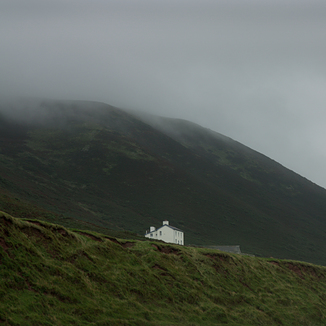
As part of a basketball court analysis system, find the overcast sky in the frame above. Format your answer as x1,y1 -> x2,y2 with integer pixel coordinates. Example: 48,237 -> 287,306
1,0 -> 326,187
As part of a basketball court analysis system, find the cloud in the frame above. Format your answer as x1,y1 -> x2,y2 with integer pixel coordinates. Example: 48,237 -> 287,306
1,0 -> 326,187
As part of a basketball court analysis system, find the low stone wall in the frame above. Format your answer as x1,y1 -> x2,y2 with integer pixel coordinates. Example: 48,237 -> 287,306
189,244 -> 255,256
204,245 -> 241,254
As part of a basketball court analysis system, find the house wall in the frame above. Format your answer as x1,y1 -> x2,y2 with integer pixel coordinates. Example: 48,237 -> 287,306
170,229 -> 183,245
145,225 -> 184,245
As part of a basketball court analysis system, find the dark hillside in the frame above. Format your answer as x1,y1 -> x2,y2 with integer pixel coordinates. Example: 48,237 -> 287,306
1,98 -> 326,264
135,113 -> 326,263
2,212 -> 326,326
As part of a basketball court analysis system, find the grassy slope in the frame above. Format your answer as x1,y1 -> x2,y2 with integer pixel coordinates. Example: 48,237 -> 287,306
2,99 -> 326,265
1,211 -> 326,326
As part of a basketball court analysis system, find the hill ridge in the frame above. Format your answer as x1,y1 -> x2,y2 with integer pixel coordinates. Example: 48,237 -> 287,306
1,98 -> 326,265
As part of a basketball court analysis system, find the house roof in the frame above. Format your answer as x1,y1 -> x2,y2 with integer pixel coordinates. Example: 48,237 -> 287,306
166,225 -> 183,232
146,224 -> 183,235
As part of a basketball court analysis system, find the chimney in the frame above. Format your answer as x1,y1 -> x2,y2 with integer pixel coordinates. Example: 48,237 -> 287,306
150,226 -> 156,232
163,220 -> 169,225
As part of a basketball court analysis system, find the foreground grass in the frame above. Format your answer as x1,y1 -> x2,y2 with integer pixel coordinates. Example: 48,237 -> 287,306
1,211 -> 326,325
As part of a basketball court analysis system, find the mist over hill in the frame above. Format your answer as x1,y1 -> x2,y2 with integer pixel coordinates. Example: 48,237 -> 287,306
1,98 -> 326,265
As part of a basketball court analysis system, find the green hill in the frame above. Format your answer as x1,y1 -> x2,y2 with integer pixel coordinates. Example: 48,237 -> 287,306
1,98 -> 326,265
2,211 -> 326,326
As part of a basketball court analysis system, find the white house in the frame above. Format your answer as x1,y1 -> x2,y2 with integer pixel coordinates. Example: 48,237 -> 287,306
145,220 -> 184,245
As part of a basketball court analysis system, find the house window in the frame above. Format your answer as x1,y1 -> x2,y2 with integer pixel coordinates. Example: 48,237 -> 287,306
159,231 -> 162,236
150,234 -> 153,237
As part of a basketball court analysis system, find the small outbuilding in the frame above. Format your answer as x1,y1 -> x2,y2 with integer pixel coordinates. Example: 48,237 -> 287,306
145,220 -> 184,245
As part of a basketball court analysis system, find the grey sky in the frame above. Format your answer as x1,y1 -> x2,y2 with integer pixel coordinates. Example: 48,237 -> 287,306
1,0 -> 326,187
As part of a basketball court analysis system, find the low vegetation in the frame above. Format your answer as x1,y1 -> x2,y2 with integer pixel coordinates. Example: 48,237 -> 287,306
2,211 -> 326,325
